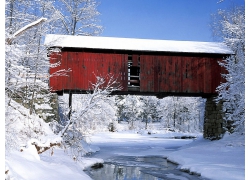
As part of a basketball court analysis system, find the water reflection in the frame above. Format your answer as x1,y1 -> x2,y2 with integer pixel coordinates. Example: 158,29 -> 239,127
88,163 -> 160,180
85,156 -> 208,180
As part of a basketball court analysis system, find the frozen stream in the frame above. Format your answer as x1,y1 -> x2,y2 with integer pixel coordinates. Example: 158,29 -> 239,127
85,132 -> 209,180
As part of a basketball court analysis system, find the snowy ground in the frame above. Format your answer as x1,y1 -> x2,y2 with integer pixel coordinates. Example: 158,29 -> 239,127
87,131 -> 245,180
167,132 -> 245,180
5,130 -> 245,180
5,136 -> 103,180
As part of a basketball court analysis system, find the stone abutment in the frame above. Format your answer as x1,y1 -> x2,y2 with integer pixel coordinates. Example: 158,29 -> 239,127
203,96 -> 225,140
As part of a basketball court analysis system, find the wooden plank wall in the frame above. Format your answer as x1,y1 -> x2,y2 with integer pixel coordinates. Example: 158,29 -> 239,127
140,54 -> 224,94
50,50 -> 225,95
49,51 -> 128,92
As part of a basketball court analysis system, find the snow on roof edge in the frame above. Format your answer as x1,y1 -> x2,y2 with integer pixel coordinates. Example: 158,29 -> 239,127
44,34 -> 233,55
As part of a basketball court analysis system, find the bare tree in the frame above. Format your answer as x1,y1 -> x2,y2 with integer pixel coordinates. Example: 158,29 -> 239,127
54,0 -> 103,35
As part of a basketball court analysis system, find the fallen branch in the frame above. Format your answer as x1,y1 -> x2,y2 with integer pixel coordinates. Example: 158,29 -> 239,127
32,142 -> 61,154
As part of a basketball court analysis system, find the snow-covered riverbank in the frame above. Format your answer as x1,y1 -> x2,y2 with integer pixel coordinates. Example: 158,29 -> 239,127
167,132 -> 245,180
88,131 -> 245,180
5,130 -> 245,180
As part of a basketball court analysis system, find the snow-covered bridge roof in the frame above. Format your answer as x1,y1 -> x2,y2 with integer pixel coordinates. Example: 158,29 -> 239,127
44,34 -> 233,55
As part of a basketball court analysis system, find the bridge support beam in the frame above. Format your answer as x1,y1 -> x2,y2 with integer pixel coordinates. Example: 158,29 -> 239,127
68,92 -> 72,120
203,96 -> 225,140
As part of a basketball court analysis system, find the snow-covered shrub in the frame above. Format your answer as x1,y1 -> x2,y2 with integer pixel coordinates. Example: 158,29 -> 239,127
56,75 -> 121,160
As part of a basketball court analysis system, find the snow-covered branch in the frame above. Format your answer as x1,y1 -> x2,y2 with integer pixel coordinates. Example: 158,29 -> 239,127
6,18 -> 47,45
50,68 -> 72,77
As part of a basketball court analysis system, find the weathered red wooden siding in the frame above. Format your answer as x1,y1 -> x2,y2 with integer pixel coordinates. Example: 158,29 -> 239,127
50,50 -> 225,95
49,52 -> 63,91
140,54 -> 224,94
49,51 -> 128,92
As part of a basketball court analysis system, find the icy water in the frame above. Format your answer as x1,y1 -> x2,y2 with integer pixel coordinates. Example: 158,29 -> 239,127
85,156 -> 208,180
85,133 -> 209,180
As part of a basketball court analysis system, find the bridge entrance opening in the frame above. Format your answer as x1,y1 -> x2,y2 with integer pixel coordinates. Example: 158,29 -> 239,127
128,54 -> 140,91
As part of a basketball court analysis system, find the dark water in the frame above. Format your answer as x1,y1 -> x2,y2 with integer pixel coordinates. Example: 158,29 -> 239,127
84,156 -> 209,180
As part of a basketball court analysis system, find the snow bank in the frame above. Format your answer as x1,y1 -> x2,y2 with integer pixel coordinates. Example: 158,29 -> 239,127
5,97 -> 103,180
167,132 -> 245,180
5,148 -> 94,180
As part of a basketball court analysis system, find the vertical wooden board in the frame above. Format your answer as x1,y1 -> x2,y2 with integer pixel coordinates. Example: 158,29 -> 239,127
132,55 -> 138,66
74,52 -> 80,90
153,56 -> 159,92
112,54 -> 118,76
102,53 -> 107,77
149,56 -> 155,92
112,54 -> 119,87
78,52 -> 84,90
187,57 -> 194,92
88,52 -> 94,88
66,52 -> 74,89
63,51 -> 69,90
174,56 -> 182,92
164,55 -> 171,92
214,57 -> 224,93
83,52 -> 89,89
57,52 -> 63,90
140,55 -> 153,92
180,56 -> 185,92
93,53 -> 99,85
77,52 -> 83,90
61,51 -> 68,90
83,52 -> 90,89
165,56 -> 171,92
60,51 -> 69,90
92,52 -> 98,87
210,58 -> 219,93
122,54 -> 128,91
73,52 -> 80,90
86,52 -> 91,88
186,57 -> 193,92
105,53 -> 110,77
49,52 -> 56,91
49,52 -> 61,92
115,54 -> 124,89
89,52 -> 96,89
139,55 -> 145,91
107,53 -> 114,88
85,52 -> 91,89
219,58 -> 227,84
190,57 -> 198,93
70,52 -> 76,90
197,57 -> 205,93
107,53 -> 113,83
97,53 -> 103,78
166,56 -> 173,92
82,52 -> 87,90
158,55 -> 166,92
204,57 -> 212,93
117,54 -> 123,83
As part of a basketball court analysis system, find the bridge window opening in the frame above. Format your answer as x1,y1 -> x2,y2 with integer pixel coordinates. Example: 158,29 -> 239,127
128,54 -> 140,91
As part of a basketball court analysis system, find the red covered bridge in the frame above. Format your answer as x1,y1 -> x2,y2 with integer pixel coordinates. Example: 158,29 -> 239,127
45,34 -> 232,98
45,34 -> 233,139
